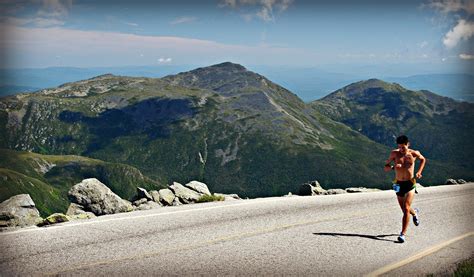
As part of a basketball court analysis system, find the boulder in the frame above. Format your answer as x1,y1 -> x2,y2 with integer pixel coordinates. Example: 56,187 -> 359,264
137,187 -> 153,201
158,188 -> 175,206
169,182 -> 202,204
135,201 -> 161,211
68,178 -> 134,216
326,189 -> 347,195
298,181 -> 327,196
445,179 -> 458,185
133,198 -> 148,207
184,181 -> 211,195
172,197 -> 183,206
0,194 -> 43,228
38,213 -> 71,226
214,193 -> 241,201
149,190 -> 162,204
66,203 -> 96,220
345,187 -> 380,193
457,179 -> 467,184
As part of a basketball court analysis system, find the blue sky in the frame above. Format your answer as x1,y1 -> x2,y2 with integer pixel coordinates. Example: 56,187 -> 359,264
0,0 -> 473,74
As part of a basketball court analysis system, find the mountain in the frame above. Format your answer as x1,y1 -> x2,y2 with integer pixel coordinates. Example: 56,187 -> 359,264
0,149 -> 164,217
0,62 -> 399,198
0,65 -> 193,97
311,79 -> 474,178
1,64 -> 471,200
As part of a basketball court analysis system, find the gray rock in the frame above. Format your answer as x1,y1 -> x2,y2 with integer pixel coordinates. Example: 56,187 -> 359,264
38,213 -> 71,226
149,190 -> 162,204
184,181 -> 211,195
326,189 -> 347,195
457,179 -> 467,184
133,198 -> 148,206
345,187 -> 380,193
68,178 -> 134,216
66,203 -> 96,220
445,179 -> 458,185
169,182 -> 202,204
214,193 -> 241,201
136,201 -> 161,210
172,197 -> 183,206
298,181 -> 327,196
137,187 -> 153,201
0,194 -> 43,228
158,188 -> 175,206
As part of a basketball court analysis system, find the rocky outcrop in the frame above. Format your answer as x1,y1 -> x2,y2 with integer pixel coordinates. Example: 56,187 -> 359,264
457,179 -> 467,184
149,190 -> 161,203
66,203 -> 96,220
137,187 -> 153,201
298,181 -> 327,196
345,187 -> 380,193
326,189 -> 347,195
169,182 -> 203,204
135,201 -> 161,211
445,179 -> 458,185
158,188 -> 175,206
214,193 -> 241,201
0,194 -> 43,228
68,178 -> 133,216
184,181 -> 211,195
38,213 -> 71,226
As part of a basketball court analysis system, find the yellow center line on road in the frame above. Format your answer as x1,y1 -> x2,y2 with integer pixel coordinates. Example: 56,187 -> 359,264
42,210 -> 380,276
365,231 -> 474,277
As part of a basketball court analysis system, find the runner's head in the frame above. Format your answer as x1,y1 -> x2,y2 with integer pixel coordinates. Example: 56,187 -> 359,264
396,135 -> 409,154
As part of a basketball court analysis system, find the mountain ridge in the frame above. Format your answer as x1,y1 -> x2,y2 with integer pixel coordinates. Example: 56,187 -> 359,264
1,63 -> 472,201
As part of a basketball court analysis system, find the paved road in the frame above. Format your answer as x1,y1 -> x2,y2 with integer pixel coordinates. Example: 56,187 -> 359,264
1,184 -> 473,276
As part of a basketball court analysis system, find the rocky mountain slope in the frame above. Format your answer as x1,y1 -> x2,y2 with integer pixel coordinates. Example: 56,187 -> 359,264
311,79 -> 474,175
0,149 -> 164,216
1,64 -> 471,200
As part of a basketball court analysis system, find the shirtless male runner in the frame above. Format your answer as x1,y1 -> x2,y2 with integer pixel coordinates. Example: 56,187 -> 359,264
384,135 -> 427,243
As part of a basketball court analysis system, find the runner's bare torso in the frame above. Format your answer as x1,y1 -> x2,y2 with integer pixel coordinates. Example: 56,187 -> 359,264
389,149 -> 422,181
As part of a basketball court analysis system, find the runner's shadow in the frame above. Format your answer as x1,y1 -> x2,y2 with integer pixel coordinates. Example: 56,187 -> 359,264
313,232 -> 399,242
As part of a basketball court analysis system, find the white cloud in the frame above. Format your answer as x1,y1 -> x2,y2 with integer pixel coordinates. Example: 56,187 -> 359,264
158,57 -> 172,63
0,16 -> 64,27
219,0 -> 294,22
124,21 -> 139,27
418,41 -> 428,48
0,26 -> 311,67
459,53 -> 474,59
170,16 -> 197,25
33,17 -> 65,27
426,0 -> 474,15
443,19 -> 474,48
37,0 -> 72,18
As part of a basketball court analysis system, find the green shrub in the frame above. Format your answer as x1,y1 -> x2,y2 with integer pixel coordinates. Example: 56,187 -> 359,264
196,194 -> 225,203
454,257 -> 474,277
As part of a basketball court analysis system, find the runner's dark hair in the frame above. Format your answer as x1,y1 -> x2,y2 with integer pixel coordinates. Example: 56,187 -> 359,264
396,135 -> 409,145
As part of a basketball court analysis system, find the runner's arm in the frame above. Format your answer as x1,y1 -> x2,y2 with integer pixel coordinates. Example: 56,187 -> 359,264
413,151 -> 427,178
384,151 -> 395,172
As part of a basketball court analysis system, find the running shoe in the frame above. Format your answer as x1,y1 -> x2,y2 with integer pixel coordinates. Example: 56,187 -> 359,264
413,208 -> 420,226
398,233 -> 406,243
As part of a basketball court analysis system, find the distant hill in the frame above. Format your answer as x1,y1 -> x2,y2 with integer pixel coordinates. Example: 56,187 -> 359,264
0,149 -> 164,217
3,66 -> 472,102
311,79 -> 474,177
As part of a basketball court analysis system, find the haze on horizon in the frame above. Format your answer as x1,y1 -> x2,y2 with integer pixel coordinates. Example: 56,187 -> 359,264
0,0 -> 473,76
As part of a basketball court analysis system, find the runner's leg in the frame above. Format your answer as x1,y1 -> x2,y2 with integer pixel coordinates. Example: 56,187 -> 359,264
402,190 -> 415,235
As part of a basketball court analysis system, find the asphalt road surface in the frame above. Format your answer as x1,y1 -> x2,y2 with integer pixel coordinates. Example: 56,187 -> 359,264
1,184 -> 473,276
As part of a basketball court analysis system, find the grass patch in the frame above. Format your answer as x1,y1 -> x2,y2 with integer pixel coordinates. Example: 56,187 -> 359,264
454,257 -> 474,277
196,194 -> 225,203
